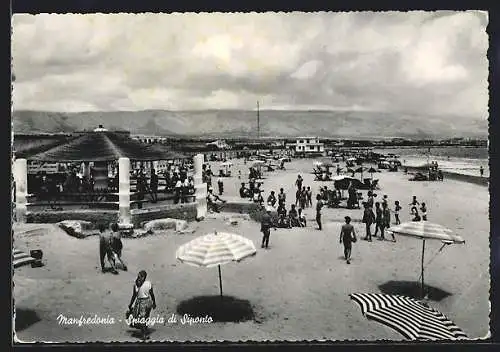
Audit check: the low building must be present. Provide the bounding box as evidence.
[295,137,324,156]
[206,139,231,150]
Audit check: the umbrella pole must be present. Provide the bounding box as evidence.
[421,239,426,298]
[218,265,223,299]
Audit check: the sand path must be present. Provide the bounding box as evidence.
[13,159,490,342]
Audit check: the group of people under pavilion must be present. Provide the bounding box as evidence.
[13,128,190,212]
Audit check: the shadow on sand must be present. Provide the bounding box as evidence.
[176,295,255,323]
[378,280,452,302]
[15,308,41,332]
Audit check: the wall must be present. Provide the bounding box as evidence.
[25,203,198,227]
[131,203,197,227]
[26,209,119,225]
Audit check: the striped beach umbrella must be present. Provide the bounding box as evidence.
[176,231,257,298]
[350,293,468,341]
[13,249,36,268]
[387,222,465,298]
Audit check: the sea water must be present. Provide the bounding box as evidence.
[373,147,489,177]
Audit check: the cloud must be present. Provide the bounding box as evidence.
[12,11,488,121]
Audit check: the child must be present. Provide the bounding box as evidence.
[409,195,419,209]
[411,207,421,221]
[394,201,402,225]
[420,202,427,221]
[298,208,307,227]
[217,178,224,196]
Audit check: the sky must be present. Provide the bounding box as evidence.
[12,11,488,119]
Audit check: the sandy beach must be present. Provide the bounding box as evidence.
[13,158,490,342]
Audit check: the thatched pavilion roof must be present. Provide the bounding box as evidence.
[27,131,188,162]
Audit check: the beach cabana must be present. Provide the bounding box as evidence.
[14,130,188,224]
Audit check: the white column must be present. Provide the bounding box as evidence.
[193,153,204,186]
[118,157,132,226]
[14,158,28,223]
[82,161,91,178]
[193,154,207,220]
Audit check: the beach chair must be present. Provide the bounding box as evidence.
[13,249,37,268]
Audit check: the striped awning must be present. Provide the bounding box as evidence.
[13,249,36,268]
[387,221,465,243]
[175,232,257,268]
[350,293,468,341]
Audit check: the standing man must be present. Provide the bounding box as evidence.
[374,202,382,237]
[480,166,484,177]
[340,216,356,264]
[380,202,395,241]
[217,177,224,196]
[149,169,158,203]
[381,203,396,242]
[362,202,375,241]
[261,207,276,249]
[299,186,307,210]
[366,190,375,209]
[99,224,118,274]
[306,186,313,208]
[278,188,286,206]
[295,174,303,191]
[316,194,324,230]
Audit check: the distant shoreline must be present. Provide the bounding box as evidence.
[404,166,488,187]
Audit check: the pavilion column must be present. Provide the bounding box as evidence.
[82,161,91,178]
[118,157,132,227]
[93,161,108,191]
[193,153,207,220]
[14,158,28,223]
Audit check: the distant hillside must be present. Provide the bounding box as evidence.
[12,110,488,139]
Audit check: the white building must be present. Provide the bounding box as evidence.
[206,139,231,150]
[295,137,324,155]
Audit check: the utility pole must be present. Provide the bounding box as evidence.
[257,101,260,139]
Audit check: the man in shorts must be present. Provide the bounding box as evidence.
[340,216,356,264]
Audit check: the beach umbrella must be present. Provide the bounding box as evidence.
[175,231,257,299]
[13,249,37,268]
[387,222,465,298]
[368,166,378,179]
[349,293,468,341]
[347,157,357,161]
[355,166,365,180]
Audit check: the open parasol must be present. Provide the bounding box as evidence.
[387,222,465,298]
[176,231,257,299]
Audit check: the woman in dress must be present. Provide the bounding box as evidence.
[127,270,156,340]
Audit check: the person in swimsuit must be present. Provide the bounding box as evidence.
[420,202,427,221]
[316,194,324,230]
[260,208,276,249]
[394,200,402,225]
[340,216,356,264]
[374,202,382,237]
[362,203,375,241]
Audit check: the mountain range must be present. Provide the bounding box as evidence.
[12,109,488,139]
